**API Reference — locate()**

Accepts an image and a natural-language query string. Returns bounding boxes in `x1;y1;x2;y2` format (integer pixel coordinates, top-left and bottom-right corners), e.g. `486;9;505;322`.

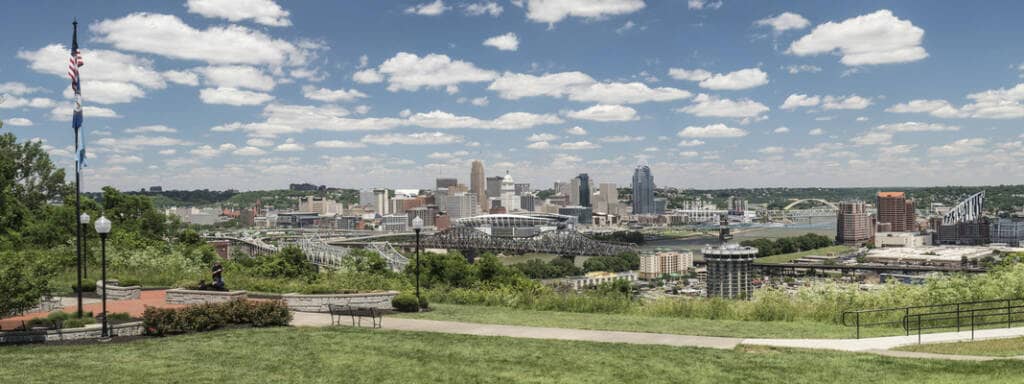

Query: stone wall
96;280;141;301
0;321;144;345
165;289;247;305
278;291;399;312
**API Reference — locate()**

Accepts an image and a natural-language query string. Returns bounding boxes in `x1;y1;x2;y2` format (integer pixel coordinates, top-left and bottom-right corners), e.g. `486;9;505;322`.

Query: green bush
143;299;291;336
72;281;98;293
392;293;420;312
61;317;95;329
418;296;429;309
107;312;134;322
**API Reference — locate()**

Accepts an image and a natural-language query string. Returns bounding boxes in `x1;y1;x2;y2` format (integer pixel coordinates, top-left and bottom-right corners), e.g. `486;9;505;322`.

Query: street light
94;216;111;337
79;213;90;279
411;216;424;307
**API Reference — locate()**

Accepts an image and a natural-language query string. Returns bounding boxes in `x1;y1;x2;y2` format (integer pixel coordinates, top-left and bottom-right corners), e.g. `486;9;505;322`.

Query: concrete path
291;311;1024;361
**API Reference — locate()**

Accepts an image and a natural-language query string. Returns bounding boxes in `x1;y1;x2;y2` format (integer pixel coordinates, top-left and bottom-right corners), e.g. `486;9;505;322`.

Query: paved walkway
291;311;1024;360
0;291;183;330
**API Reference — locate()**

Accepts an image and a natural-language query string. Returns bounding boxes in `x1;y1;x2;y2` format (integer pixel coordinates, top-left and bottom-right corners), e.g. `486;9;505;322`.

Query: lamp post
79;213;90;279
412;216;424;305
94;216;111;337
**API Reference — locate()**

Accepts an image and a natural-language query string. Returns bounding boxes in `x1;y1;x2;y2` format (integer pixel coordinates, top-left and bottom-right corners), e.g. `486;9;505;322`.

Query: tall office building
632;165;655;215
577;173;591;208
594;183;617;213
836;201;874;246
877;192;916;232
470;160;488;211
514;183;531;195
486;176;503;199
436;177;458;190
568;177;581;206
445;192;479;220
499;171;520;212
373;188;390;215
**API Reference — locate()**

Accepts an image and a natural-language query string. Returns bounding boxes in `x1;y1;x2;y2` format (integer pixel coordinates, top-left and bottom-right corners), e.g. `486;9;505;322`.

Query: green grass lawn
1;327;1022;383
754;245;854;265
397;303;903;339
895;336;1024;357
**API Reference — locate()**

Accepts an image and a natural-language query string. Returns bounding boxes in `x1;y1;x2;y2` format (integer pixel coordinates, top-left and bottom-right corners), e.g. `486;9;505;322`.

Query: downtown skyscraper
470;160;487;212
632;165;655;215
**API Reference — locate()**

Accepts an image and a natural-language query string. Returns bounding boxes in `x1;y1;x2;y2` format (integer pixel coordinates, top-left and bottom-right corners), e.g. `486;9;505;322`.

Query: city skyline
2;1;1024;192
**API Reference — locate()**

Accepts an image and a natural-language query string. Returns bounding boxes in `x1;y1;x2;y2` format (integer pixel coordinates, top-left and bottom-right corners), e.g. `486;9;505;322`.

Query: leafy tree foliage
740;233;834;258
251;246;317;280
0;250;59;317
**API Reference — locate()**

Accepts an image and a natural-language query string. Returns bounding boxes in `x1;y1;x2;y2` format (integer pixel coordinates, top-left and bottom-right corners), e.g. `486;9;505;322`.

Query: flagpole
72;19;84;319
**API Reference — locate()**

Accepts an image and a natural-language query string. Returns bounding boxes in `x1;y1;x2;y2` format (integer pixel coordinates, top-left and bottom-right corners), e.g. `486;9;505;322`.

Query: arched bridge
783;199;839;210
358;227;639;257
205;235;278;257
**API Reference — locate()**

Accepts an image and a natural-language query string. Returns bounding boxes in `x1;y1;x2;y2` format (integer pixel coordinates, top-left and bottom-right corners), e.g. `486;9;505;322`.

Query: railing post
956;303;961;332
905;308;910;336
917;315;922;344
856;312;860;340
971;310;975;341
1009;299;1013;329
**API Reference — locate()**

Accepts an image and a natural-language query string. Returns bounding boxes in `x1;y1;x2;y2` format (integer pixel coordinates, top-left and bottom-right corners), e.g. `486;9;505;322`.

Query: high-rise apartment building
445;192;479;220
877;192;916;232
436;177;458;190
632;165;655;215
704;244;758;299
639;251;694;279
568;177;581;206
486;176;503;199
836;201;874;246
577;173;591;208
373;188;390;215
470;160;488;211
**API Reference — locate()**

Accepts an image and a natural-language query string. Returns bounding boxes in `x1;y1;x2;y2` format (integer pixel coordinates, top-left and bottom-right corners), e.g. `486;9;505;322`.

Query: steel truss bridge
336;227;639;257
204;234;409;272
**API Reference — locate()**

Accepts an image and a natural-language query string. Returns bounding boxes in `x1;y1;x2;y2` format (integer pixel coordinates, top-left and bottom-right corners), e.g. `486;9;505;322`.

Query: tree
0;250;57;317
0;133;70;247
178;229;203;246
253;246;317;280
343;248;390;275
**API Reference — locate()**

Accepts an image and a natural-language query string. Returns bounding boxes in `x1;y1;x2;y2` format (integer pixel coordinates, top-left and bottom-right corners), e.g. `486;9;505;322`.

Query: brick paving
0;290;183;330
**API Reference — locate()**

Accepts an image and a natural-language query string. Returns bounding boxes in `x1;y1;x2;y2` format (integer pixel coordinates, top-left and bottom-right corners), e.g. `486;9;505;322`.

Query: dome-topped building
499;170;520;212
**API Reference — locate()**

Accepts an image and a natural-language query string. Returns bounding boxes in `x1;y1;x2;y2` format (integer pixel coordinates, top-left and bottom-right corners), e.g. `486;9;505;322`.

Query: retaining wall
0;321;144;345
278;291;399;312
165;289;247;305
96;280;141;301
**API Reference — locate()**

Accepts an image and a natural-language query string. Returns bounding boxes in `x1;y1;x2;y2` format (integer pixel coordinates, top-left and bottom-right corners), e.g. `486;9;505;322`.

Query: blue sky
1;0;1023;191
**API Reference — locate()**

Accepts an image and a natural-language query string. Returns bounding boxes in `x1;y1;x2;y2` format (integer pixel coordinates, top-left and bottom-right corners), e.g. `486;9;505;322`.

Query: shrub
61;317;95;329
107;312;134;322
71;281;97;293
142;299;290;336
392;293;420;312
418;295;429;309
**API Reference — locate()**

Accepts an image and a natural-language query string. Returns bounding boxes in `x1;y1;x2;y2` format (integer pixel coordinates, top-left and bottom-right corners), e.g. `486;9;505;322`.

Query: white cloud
427;150;470;159
352;69;384;84
163;70;200;86
788;10;928;66
678;94;769;118
677;139;705;147
405;0;448;16
678;151;699;157
125;125;176;134
407;110;563;130
91;13;313;66
234;146;267;156
302;86;368;102
107;154;143;164
369;52;496;92
688;0;722;10
564;104;637;121
616;20;636;34
488;71;690;104
49;105;121;120
0;82;44;95
678;124;748;138
856;116;869;121
780;93;820;109
758;146;786;155
190;145;222;158
560;141;600;150
186;0;291;26
470;97;489;106
928;138;987;156
61;80;145;104
960;83;1024;119
4;117;33;126
566;126;587;135
773;126;790;134
521;0;645;25
527;141;552;150
755;12;810;32
199;87;275;106
528;133;559;142
784;64;822;74
483;33;519;51
158;149;177;155
274;138;304;152
246;138;274;147
464;2;503;16
361;132;464;145
197;65;276;91
668;67;768;90
822;95;872;110
95;135;194;150
0;96;55;109
600;135;644;143
314;140;367;149
18;44;167;89
808;128;825;136
875;122;959;132
850;131;892;145
885;99;965;118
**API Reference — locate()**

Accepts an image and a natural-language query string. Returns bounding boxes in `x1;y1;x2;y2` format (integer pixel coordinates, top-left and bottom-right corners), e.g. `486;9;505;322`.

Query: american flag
69;20;86;168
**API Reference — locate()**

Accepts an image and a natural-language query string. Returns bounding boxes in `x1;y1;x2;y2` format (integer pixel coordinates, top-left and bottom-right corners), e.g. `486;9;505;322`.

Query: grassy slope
397;304;904;339
2;327;1023;384
754;245;854;265
896;336;1024;357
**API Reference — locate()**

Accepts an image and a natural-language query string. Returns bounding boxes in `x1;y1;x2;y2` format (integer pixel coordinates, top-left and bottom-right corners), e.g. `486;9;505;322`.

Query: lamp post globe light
94;216;111;337
412;216;424;306
79;213;90;279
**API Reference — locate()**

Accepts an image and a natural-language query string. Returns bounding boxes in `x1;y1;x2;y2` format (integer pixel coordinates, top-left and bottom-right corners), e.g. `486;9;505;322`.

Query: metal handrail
903;304;1024;344
840;298;1023;339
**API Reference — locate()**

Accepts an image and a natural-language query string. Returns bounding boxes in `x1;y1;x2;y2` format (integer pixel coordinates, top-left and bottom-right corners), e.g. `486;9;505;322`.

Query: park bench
327;303;383;329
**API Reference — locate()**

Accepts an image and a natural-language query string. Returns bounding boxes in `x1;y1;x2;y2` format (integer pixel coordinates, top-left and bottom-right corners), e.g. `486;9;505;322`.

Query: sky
1;0;1023;192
